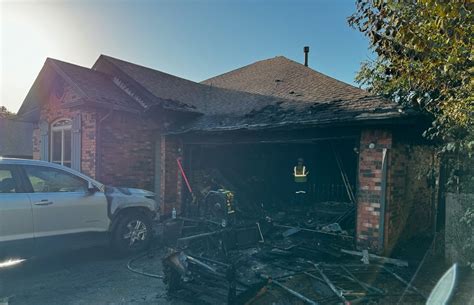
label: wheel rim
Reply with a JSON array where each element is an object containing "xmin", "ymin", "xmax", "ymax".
[{"xmin": 123, "ymin": 220, "xmax": 147, "ymax": 247}]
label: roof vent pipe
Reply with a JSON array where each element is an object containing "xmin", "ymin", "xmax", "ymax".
[{"xmin": 304, "ymin": 46, "xmax": 309, "ymax": 67}]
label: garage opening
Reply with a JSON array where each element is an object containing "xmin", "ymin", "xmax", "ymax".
[{"xmin": 183, "ymin": 137, "xmax": 359, "ymax": 235}]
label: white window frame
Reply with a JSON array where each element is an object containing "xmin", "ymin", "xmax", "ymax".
[{"xmin": 50, "ymin": 118, "xmax": 72, "ymax": 166}]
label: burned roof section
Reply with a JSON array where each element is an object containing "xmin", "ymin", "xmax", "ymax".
[
  {"xmin": 172, "ymin": 96, "xmax": 411, "ymax": 134},
  {"xmin": 19, "ymin": 54, "xmax": 413, "ymax": 130},
  {"xmin": 171, "ymin": 55, "xmax": 410, "ymax": 133}
]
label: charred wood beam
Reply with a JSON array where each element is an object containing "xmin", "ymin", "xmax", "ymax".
[
  {"xmin": 261, "ymin": 275, "xmax": 319, "ymax": 305},
  {"xmin": 313, "ymin": 264, "xmax": 349, "ymax": 304},
  {"xmin": 274, "ymin": 223, "xmax": 354, "ymax": 239},
  {"xmin": 177, "ymin": 230, "xmax": 222, "ymax": 248},
  {"xmin": 302, "ymin": 271, "xmax": 345, "ymax": 291},
  {"xmin": 179, "ymin": 127, "xmax": 360, "ymax": 145},
  {"xmin": 340, "ymin": 249, "xmax": 408, "ymax": 267},
  {"xmin": 340, "ymin": 265, "xmax": 385, "ymax": 295},
  {"xmin": 186, "ymin": 255, "xmax": 221, "ymax": 275},
  {"xmin": 381, "ymin": 266, "xmax": 428, "ymax": 299},
  {"xmin": 183, "ymin": 135, "xmax": 358, "ymax": 146}
]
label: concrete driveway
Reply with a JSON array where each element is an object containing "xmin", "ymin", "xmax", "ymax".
[
  {"xmin": 0, "ymin": 247, "xmax": 187, "ymax": 305},
  {"xmin": 2, "ymin": 246, "xmax": 473, "ymax": 305}
]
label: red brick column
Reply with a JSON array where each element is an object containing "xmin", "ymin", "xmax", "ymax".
[
  {"xmin": 356, "ymin": 129, "xmax": 392, "ymax": 252},
  {"xmin": 160, "ymin": 136, "xmax": 183, "ymax": 216}
]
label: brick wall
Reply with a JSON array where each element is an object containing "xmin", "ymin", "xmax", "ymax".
[
  {"xmin": 33, "ymin": 84, "xmax": 98, "ymax": 178},
  {"xmin": 160, "ymin": 136, "xmax": 183, "ymax": 216},
  {"xmin": 97, "ymin": 111, "xmax": 157, "ymax": 191},
  {"xmin": 32, "ymin": 128, "xmax": 40, "ymax": 160},
  {"xmin": 385, "ymin": 142, "xmax": 436, "ymax": 252},
  {"xmin": 356, "ymin": 128, "xmax": 437, "ymax": 254},
  {"xmin": 356, "ymin": 129, "xmax": 392, "ymax": 252}
]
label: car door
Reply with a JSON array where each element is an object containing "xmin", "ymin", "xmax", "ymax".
[
  {"xmin": 0, "ymin": 164, "xmax": 34, "ymax": 259},
  {"xmin": 22, "ymin": 165, "xmax": 110, "ymax": 253}
]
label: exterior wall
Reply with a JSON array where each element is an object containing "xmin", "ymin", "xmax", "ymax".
[
  {"xmin": 0, "ymin": 118, "xmax": 33, "ymax": 158},
  {"xmin": 33, "ymin": 128, "xmax": 40, "ymax": 160},
  {"xmin": 31, "ymin": 77, "xmax": 176, "ymax": 212},
  {"xmin": 384, "ymin": 141, "xmax": 437, "ymax": 253},
  {"xmin": 160, "ymin": 136, "xmax": 183, "ymax": 216},
  {"xmin": 356, "ymin": 129, "xmax": 392, "ymax": 252},
  {"xmin": 97, "ymin": 111, "xmax": 157, "ymax": 191},
  {"xmin": 32, "ymin": 84, "xmax": 98, "ymax": 178},
  {"xmin": 445, "ymin": 193, "xmax": 474, "ymax": 265},
  {"xmin": 356, "ymin": 128, "xmax": 437, "ymax": 254}
]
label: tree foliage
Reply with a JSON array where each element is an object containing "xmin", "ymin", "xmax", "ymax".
[
  {"xmin": 349, "ymin": 0, "xmax": 473, "ymax": 191},
  {"xmin": 0, "ymin": 106, "xmax": 15, "ymax": 118}
]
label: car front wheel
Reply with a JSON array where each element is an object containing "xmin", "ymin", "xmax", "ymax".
[{"xmin": 112, "ymin": 212, "xmax": 152, "ymax": 255}]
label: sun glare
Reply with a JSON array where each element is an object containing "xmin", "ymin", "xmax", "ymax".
[
  {"xmin": 1, "ymin": 1, "xmax": 64, "ymax": 112},
  {"xmin": 0, "ymin": 258, "xmax": 26, "ymax": 268}
]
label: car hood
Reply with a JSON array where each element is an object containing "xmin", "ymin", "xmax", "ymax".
[
  {"xmin": 105, "ymin": 186, "xmax": 158, "ymax": 216},
  {"xmin": 113, "ymin": 187, "xmax": 155, "ymax": 197}
]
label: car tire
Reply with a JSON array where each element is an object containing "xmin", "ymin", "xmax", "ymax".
[{"xmin": 112, "ymin": 212, "xmax": 152, "ymax": 256}]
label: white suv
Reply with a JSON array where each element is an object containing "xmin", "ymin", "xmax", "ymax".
[{"xmin": 0, "ymin": 158, "xmax": 158, "ymax": 259}]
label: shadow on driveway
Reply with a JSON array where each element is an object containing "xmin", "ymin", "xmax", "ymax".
[{"xmin": 0, "ymin": 247, "xmax": 187, "ymax": 305}]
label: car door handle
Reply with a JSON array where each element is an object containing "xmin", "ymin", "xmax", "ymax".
[{"xmin": 34, "ymin": 200, "xmax": 53, "ymax": 206}]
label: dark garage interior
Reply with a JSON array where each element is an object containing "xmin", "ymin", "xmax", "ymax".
[{"xmin": 183, "ymin": 137, "xmax": 359, "ymax": 234}]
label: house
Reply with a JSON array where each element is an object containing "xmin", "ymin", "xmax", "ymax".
[
  {"xmin": 17, "ymin": 54, "xmax": 438, "ymax": 254},
  {"xmin": 0, "ymin": 112, "xmax": 33, "ymax": 158}
]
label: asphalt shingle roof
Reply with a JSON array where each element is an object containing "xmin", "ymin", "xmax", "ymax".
[
  {"xmin": 49, "ymin": 59, "xmax": 142, "ymax": 112},
  {"xmin": 202, "ymin": 56, "xmax": 372, "ymax": 104},
  {"xmin": 178, "ymin": 56, "xmax": 409, "ymax": 132},
  {"xmin": 96, "ymin": 55, "xmax": 288, "ymax": 115},
  {"xmin": 19, "ymin": 55, "xmax": 412, "ymax": 131}
]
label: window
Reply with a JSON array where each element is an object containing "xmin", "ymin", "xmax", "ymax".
[
  {"xmin": 24, "ymin": 166, "xmax": 87, "ymax": 193},
  {"xmin": 0, "ymin": 168, "xmax": 18, "ymax": 193},
  {"xmin": 51, "ymin": 118, "xmax": 72, "ymax": 167}
]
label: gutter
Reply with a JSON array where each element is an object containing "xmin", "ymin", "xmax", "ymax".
[{"xmin": 379, "ymin": 148, "xmax": 388, "ymax": 253}]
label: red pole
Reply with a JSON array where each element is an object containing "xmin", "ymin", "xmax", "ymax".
[{"xmin": 177, "ymin": 157, "xmax": 193, "ymax": 194}]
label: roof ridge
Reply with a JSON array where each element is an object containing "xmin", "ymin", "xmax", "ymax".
[
  {"xmin": 97, "ymin": 55, "xmax": 208, "ymax": 111},
  {"xmin": 202, "ymin": 56, "xmax": 288, "ymax": 84},
  {"xmin": 277, "ymin": 56, "xmax": 369, "ymax": 94},
  {"xmin": 98, "ymin": 54, "xmax": 289, "ymax": 99},
  {"xmin": 46, "ymin": 58, "xmax": 89, "ymax": 99},
  {"xmin": 204, "ymin": 55, "xmax": 368, "ymax": 95},
  {"xmin": 98, "ymin": 54, "xmax": 202, "ymax": 87},
  {"xmin": 48, "ymin": 57, "xmax": 116, "ymax": 80}
]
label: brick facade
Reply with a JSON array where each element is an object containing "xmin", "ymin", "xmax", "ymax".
[
  {"xmin": 32, "ymin": 83, "xmax": 161, "ymax": 193},
  {"xmin": 160, "ymin": 136, "xmax": 183, "ymax": 215},
  {"xmin": 356, "ymin": 129, "xmax": 392, "ymax": 252},
  {"xmin": 31, "ymin": 79, "xmax": 437, "ymax": 249},
  {"xmin": 97, "ymin": 111, "xmax": 157, "ymax": 191},
  {"xmin": 33, "ymin": 84, "xmax": 98, "ymax": 178},
  {"xmin": 32, "ymin": 128, "xmax": 40, "ymax": 160},
  {"xmin": 31, "ymin": 78, "xmax": 186, "ymax": 217},
  {"xmin": 356, "ymin": 128, "xmax": 437, "ymax": 254},
  {"xmin": 385, "ymin": 141, "xmax": 437, "ymax": 252}
]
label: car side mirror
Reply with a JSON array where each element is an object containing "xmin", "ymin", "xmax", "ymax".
[{"xmin": 87, "ymin": 181, "xmax": 97, "ymax": 194}]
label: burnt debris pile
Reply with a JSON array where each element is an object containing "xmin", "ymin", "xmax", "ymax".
[{"xmin": 160, "ymin": 196, "xmax": 425, "ymax": 305}]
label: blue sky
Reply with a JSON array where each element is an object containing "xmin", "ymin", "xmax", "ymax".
[{"xmin": 1, "ymin": 0, "xmax": 373, "ymax": 112}]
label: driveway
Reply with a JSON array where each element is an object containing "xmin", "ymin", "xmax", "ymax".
[
  {"xmin": 1, "ymin": 246, "xmax": 473, "ymax": 305},
  {"xmin": 0, "ymin": 247, "xmax": 187, "ymax": 305}
]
